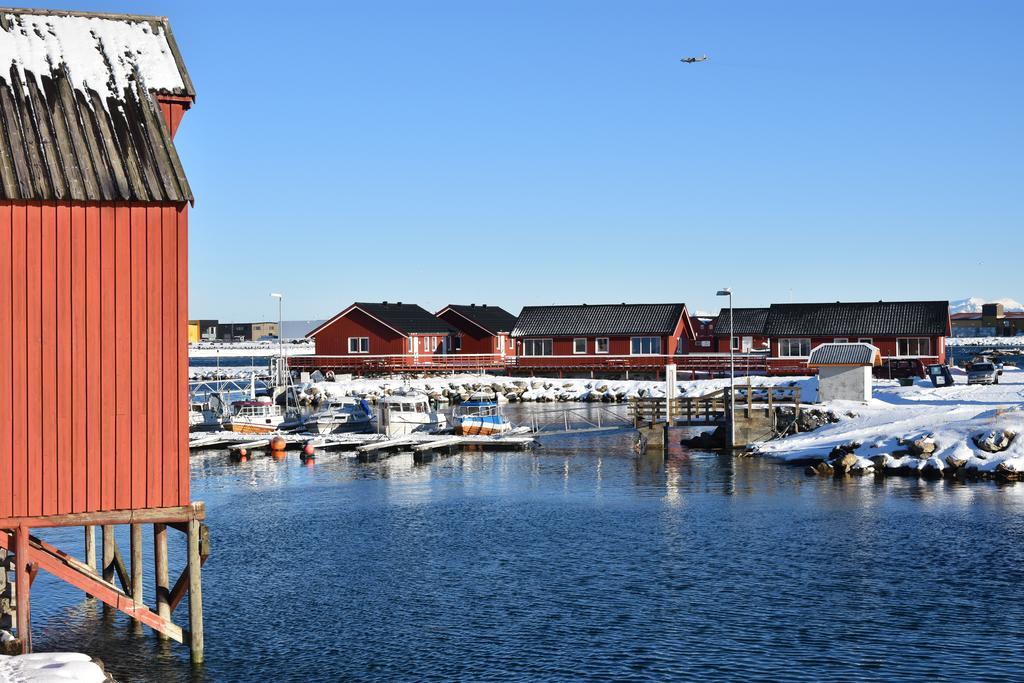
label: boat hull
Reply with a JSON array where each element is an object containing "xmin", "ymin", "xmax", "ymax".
[
  {"xmin": 453, "ymin": 416, "xmax": 511, "ymax": 436},
  {"xmin": 225, "ymin": 422, "xmax": 279, "ymax": 434}
]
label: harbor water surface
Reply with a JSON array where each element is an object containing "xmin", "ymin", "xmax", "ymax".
[{"xmin": 27, "ymin": 404, "xmax": 1024, "ymax": 682}]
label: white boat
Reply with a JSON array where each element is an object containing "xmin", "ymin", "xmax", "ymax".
[
  {"xmin": 222, "ymin": 398, "xmax": 285, "ymax": 434},
  {"xmin": 452, "ymin": 400, "xmax": 512, "ymax": 436},
  {"xmin": 379, "ymin": 393, "xmax": 448, "ymax": 437},
  {"xmin": 189, "ymin": 392, "xmax": 227, "ymax": 431},
  {"xmin": 304, "ymin": 398, "xmax": 375, "ymax": 434}
]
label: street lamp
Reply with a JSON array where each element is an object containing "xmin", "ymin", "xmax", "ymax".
[
  {"xmin": 270, "ymin": 293, "xmax": 283, "ymax": 384},
  {"xmin": 717, "ymin": 288, "xmax": 735, "ymax": 449}
]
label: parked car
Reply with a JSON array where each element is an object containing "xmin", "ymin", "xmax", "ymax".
[
  {"xmin": 873, "ymin": 358, "xmax": 926, "ymax": 380},
  {"xmin": 966, "ymin": 361, "xmax": 1001, "ymax": 385}
]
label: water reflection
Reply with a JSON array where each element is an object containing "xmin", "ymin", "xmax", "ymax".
[{"xmin": 25, "ymin": 403, "xmax": 1024, "ymax": 682}]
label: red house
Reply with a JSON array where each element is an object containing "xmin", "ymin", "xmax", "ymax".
[
  {"xmin": 761, "ymin": 301, "xmax": 950, "ymax": 374},
  {"xmin": 436, "ymin": 304, "xmax": 517, "ymax": 361},
  {"xmin": 0, "ymin": 9, "xmax": 204, "ymax": 660},
  {"xmin": 509, "ymin": 303, "xmax": 696, "ymax": 378},
  {"xmin": 711, "ymin": 308, "xmax": 771, "ymax": 353},
  {"xmin": 297, "ymin": 302, "xmax": 463, "ymax": 373}
]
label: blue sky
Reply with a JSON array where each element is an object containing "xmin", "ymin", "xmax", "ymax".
[{"xmin": 24, "ymin": 1, "xmax": 1024, "ymax": 320}]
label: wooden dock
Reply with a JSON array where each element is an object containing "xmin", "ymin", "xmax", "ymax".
[{"xmin": 189, "ymin": 431, "xmax": 537, "ymax": 458}]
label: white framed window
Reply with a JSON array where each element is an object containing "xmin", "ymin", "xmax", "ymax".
[
  {"xmin": 858, "ymin": 338, "xmax": 872, "ymax": 344},
  {"xmin": 897, "ymin": 337, "xmax": 931, "ymax": 356},
  {"xmin": 630, "ymin": 336, "xmax": 662, "ymax": 355},
  {"xmin": 596, "ymin": 338, "xmax": 609, "ymax": 354},
  {"xmin": 523, "ymin": 339, "xmax": 553, "ymax": 356},
  {"xmin": 731, "ymin": 336, "xmax": 740, "ymax": 351},
  {"xmin": 834, "ymin": 338, "xmax": 849, "ymax": 343},
  {"xmin": 408, "ymin": 336, "xmax": 417, "ymax": 353},
  {"xmin": 348, "ymin": 337, "xmax": 369, "ymax": 354},
  {"xmin": 778, "ymin": 338, "xmax": 811, "ymax": 357},
  {"xmin": 573, "ymin": 338, "xmax": 587, "ymax": 354},
  {"xmin": 498, "ymin": 335, "xmax": 505, "ymax": 352}
]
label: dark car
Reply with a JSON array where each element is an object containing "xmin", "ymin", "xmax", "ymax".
[{"xmin": 873, "ymin": 358, "xmax": 926, "ymax": 380}]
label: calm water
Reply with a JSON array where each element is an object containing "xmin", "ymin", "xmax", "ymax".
[{"xmin": 27, "ymin": 404, "xmax": 1024, "ymax": 682}]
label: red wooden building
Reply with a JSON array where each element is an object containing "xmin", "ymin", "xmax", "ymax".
[
  {"xmin": 710, "ymin": 301, "xmax": 950, "ymax": 374},
  {"xmin": 296, "ymin": 302, "xmax": 499, "ymax": 373},
  {"xmin": 435, "ymin": 304, "xmax": 517, "ymax": 361},
  {"xmin": 711, "ymin": 308, "xmax": 771, "ymax": 353},
  {"xmin": 509, "ymin": 303, "xmax": 697, "ymax": 377},
  {"xmin": 0, "ymin": 9, "xmax": 205, "ymax": 661}
]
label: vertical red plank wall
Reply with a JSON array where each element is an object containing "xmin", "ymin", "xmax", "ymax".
[{"xmin": 0, "ymin": 200, "xmax": 188, "ymax": 518}]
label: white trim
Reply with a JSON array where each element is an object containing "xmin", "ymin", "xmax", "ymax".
[
  {"xmin": 595, "ymin": 337, "xmax": 609, "ymax": 354},
  {"xmin": 777, "ymin": 337, "xmax": 812, "ymax": 358},
  {"xmin": 896, "ymin": 337, "xmax": 931, "ymax": 357},
  {"xmin": 630, "ymin": 336, "xmax": 662, "ymax": 355},
  {"xmin": 522, "ymin": 338, "xmax": 554, "ymax": 356},
  {"xmin": 347, "ymin": 336, "xmax": 369, "ymax": 354},
  {"xmin": 573, "ymin": 338, "xmax": 587, "ymax": 354}
]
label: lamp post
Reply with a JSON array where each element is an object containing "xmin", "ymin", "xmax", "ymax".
[
  {"xmin": 270, "ymin": 293, "xmax": 283, "ymax": 385},
  {"xmin": 717, "ymin": 288, "xmax": 735, "ymax": 449}
]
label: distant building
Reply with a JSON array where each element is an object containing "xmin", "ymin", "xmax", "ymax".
[
  {"xmin": 711, "ymin": 301, "xmax": 950, "ymax": 373},
  {"xmin": 188, "ymin": 319, "xmax": 219, "ymax": 342},
  {"xmin": 950, "ymin": 303, "xmax": 1024, "ymax": 337},
  {"xmin": 509, "ymin": 303, "xmax": 696, "ymax": 377},
  {"xmin": 711, "ymin": 308, "xmax": 770, "ymax": 353},
  {"xmin": 436, "ymin": 304, "xmax": 517, "ymax": 359},
  {"xmin": 251, "ymin": 322, "xmax": 279, "ymax": 340},
  {"xmin": 295, "ymin": 302, "xmax": 467, "ymax": 373}
]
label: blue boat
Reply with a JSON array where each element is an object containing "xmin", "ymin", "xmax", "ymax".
[{"xmin": 452, "ymin": 400, "xmax": 512, "ymax": 436}]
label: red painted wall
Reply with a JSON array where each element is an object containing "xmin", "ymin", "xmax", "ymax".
[
  {"xmin": 436, "ymin": 310, "xmax": 509, "ymax": 356},
  {"xmin": 0, "ymin": 200, "xmax": 189, "ymax": 519},
  {"xmin": 311, "ymin": 308, "xmax": 406, "ymax": 356},
  {"xmin": 713, "ymin": 335, "xmax": 771, "ymax": 353}
]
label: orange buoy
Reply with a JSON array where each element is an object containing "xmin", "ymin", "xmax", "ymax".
[
  {"xmin": 303, "ymin": 443, "xmax": 315, "ymax": 456},
  {"xmin": 304, "ymin": 456, "xmax": 315, "ymax": 467},
  {"xmin": 270, "ymin": 435, "xmax": 287, "ymax": 452},
  {"xmin": 238, "ymin": 447, "xmax": 248, "ymax": 457},
  {"xmin": 239, "ymin": 455, "xmax": 249, "ymax": 463}
]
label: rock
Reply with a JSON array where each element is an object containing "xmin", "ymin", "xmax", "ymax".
[
  {"xmin": 832, "ymin": 453, "xmax": 858, "ymax": 475},
  {"xmin": 804, "ymin": 465, "xmax": 818, "ymax": 476},
  {"xmin": 814, "ymin": 461, "xmax": 834, "ymax": 477},
  {"xmin": 973, "ymin": 429, "xmax": 1015, "ymax": 453},
  {"xmin": 945, "ymin": 455, "xmax": 967, "ymax": 469},
  {"xmin": 829, "ymin": 442, "xmax": 861, "ymax": 459},
  {"xmin": 906, "ymin": 437, "xmax": 936, "ymax": 457}
]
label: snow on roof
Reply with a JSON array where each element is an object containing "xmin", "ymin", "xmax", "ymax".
[{"xmin": 0, "ymin": 9, "xmax": 193, "ymax": 100}]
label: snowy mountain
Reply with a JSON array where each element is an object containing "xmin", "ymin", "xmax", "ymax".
[{"xmin": 950, "ymin": 297, "xmax": 1024, "ymax": 314}]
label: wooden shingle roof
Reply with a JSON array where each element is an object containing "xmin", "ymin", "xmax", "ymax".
[
  {"xmin": 764, "ymin": 301, "xmax": 950, "ymax": 337},
  {"xmin": 512, "ymin": 303, "xmax": 687, "ymax": 338},
  {"xmin": 0, "ymin": 9, "xmax": 193, "ymax": 202}
]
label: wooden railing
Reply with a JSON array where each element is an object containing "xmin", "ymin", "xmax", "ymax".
[{"xmin": 629, "ymin": 383, "xmax": 802, "ymax": 427}]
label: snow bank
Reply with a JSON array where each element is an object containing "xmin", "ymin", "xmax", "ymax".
[
  {"xmin": 294, "ymin": 373, "xmax": 815, "ymax": 406},
  {"xmin": 0, "ymin": 652, "xmax": 106, "ymax": 682},
  {"xmin": 757, "ymin": 368, "xmax": 1024, "ymax": 476}
]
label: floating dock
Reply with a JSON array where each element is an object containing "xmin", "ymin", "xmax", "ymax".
[{"xmin": 189, "ymin": 431, "xmax": 536, "ymax": 458}]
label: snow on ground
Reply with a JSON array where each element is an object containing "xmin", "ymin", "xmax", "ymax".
[
  {"xmin": 757, "ymin": 367, "xmax": 1024, "ymax": 473},
  {"xmin": 298, "ymin": 373, "xmax": 816, "ymax": 404},
  {"xmin": 0, "ymin": 652, "xmax": 106, "ymax": 682},
  {"xmin": 189, "ymin": 341, "xmax": 313, "ymax": 358},
  {"xmin": 948, "ymin": 336, "xmax": 1024, "ymax": 348}
]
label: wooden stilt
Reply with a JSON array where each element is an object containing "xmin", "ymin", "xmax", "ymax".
[
  {"xmin": 130, "ymin": 524, "xmax": 143, "ymax": 609},
  {"xmin": 84, "ymin": 526, "xmax": 96, "ymax": 573},
  {"xmin": 153, "ymin": 523, "xmax": 170, "ymax": 640},
  {"xmin": 187, "ymin": 518, "xmax": 204, "ymax": 664},
  {"xmin": 14, "ymin": 526, "xmax": 31, "ymax": 653},
  {"xmin": 101, "ymin": 526, "xmax": 114, "ymax": 612}
]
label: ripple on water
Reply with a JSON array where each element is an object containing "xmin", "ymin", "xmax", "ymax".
[{"xmin": 26, "ymin": 413, "xmax": 1024, "ymax": 682}]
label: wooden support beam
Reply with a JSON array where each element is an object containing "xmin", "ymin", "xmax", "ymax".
[
  {"xmin": 130, "ymin": 524, "xmax": 143, "ymax": 612},
  {"xmin": 168, "ymin": 524, "xmax": 208, "ymax": 612},
  {"xmin": 14, "ymin": 526, "xmax": 31, "ymax": 653},
  {"xmin": 84, "ymin": 526, "xmax": 96, "ymax": 574},
  {"xmin": 0, "ymin": 503, "xmax": 205, "ymax": 530},
  {"xmin": 187, "ymin": 519, "xmax": 205, "ymax": 664},
  {"xmin": 23, "ymin": 537, "xmax": 183, "ymax": 642},
  {"xmin": 110, "ymin": 539, "xmax": 131, "ymax": 596},
  {"xmin": 101, "ymin": 526, "xmax": 115, "ymax": 586},
  {"xmin": 154, "ymin": 523, "xmax": 170, "ymax": 640}
]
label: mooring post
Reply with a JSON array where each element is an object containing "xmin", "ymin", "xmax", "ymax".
[
  {"xmin": 187, "ymin": 518, "xmax": 204, "ymax": 664},
  {"xmin": 84, "ymin": 526, "xmax": 96, "ymax": 575},
  {"xmin": 153, "ymin": 523, "xmax": 170, "ymax": 639},
  {"xmin": 14, "ymin": 525, "xmax": 31, "ymax": 653},
  {"xmin": 130, "ymin": 524, "xmax": 143, "ymax": 610}
]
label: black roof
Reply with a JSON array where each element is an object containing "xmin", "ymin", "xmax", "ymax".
[
  {"xmin": 354, "ymin": 302, "xmax": 456, "ymax": 335},
  {"xmin": 0, "ymin": 9, "xmax": 193, "ymax": 202},
  {"xmin": 763, "ymin": 301, "xmax": 949, "ymax": 337},
  {"xmin": 512, "ymin": 303, "xmax": 687, "ymax": 338},
  {"xmin": 439, "ymin": 304, "xmax": 518, "ymax": 335},
  {"xmin": 807, "ymin": 343, "xmax": 880, "ymax": 366},
  {"xmin": 712, "ymin": 308, "xmax": 770, "ymax": 336}
]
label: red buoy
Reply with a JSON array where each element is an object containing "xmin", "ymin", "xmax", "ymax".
[
  {"xmin": 238, "ymin": 448, "xmax": 248, "ymax": 457},
  {"xmin": 303, "ymin": 443, "xmax": 315, "ymax": 456},
  {"xmin": 239, "ymin": 455, "xmax": 248, "ymax": 463}
]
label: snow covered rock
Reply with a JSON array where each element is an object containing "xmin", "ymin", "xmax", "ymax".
[{"xmin": 973, "ymin": 429, "xmax": 1015, "ymax": 453}]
